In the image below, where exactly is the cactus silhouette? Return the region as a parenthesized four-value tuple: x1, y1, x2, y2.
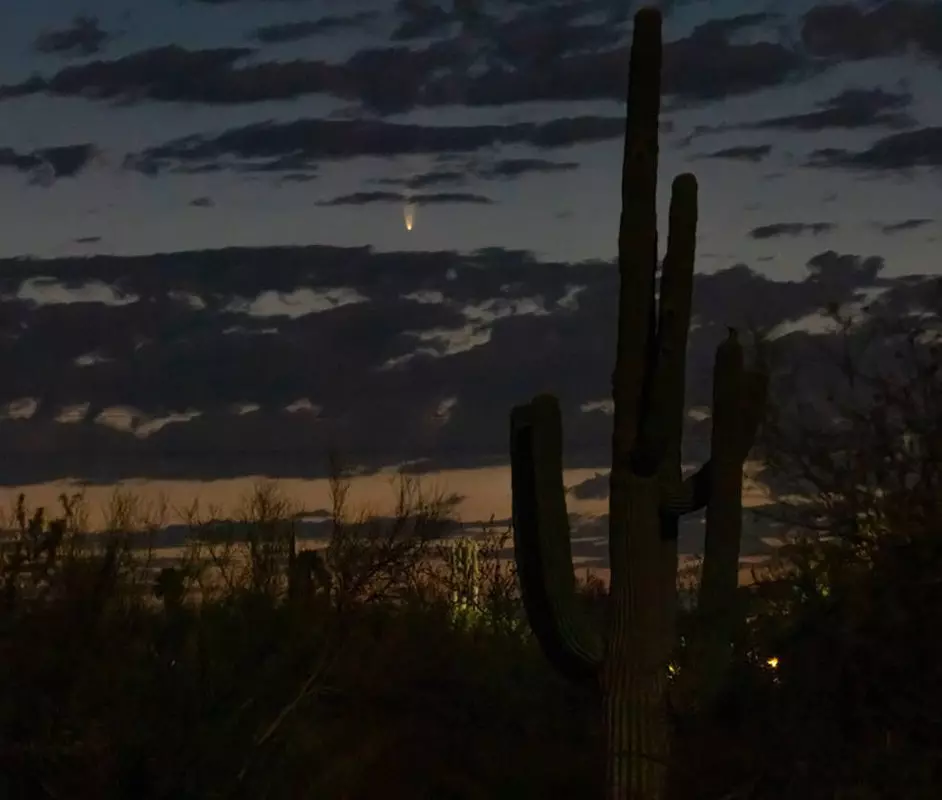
(155, 566, 186, 612)
(509, 8, 767, 799)
(287, 530, 332, 605)
(445, 536, 481, 626)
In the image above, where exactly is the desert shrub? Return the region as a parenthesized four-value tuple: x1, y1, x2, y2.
(0, 472, 605, 800)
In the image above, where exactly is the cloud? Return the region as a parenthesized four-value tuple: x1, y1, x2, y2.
(872, 218, 934, 234)
(683, 85, 916, 146)
(0, 143, 100, 185)
(1, 9, 808, 113)
(0, 38, 456, 110)
(688, 11, 776, 39)
(477, 157, 580, 178)
(33, 14, 113, 57)
(696, 144, 772, 162)
(74, 236, 102, 244)
(125, 116, 624, 176)
(0, 243, 935, 486)
(568, 471, 609, 500)
(801, 1, 942, 63)
(741, 87, 915, 132)
(804, 249, 885, 291)
(0, 45, 257, 104)
(806, 126, 942, 171)
(190, 196, 215, 207)
(377, 170, 467, 191)
(250, 12, 378, 43)
(660, 13, 804, 103)
(375, 157, 579, 190)
(437, 13, 804, 109)
(450, 1, 626, 62)
(749, 222, 836, 239)
(316, 191, 492, 206)
(393, 0, 452, 41)
(277, 172, 318, 184)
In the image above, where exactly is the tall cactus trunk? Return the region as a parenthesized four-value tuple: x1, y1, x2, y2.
(603, 477, 672, 799)
(509, 8, 768, 800)
(604, 10, 671, 794)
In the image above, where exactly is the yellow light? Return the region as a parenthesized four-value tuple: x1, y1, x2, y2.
(766, 656, 779, 669)
(404, 201, 416, 231)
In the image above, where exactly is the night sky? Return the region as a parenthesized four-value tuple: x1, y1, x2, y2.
(0, 0, 940, 554)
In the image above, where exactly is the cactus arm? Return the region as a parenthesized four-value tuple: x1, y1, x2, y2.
(511, 395, 605, 686)
(660, 463, 711, 520)
(639, 173, 698, 472)
(655, 357, 765, 525)
(684, 331, 769, 710)
(657, 339, 765, 527)
(627, 170, 699, 656)
(700, 331, 747, 613)
(643, 171, 699, 555)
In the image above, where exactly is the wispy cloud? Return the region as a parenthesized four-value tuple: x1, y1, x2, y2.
(33, 14, 114, 58)
(749, 222, 836, 239)
(0, 243, 933, 486)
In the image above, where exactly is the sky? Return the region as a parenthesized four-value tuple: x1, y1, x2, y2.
(0, 0, 940, 559)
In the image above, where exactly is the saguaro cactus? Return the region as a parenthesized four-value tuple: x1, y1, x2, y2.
(287, 530, 333, 605)
(445, 536, 481, 626)
(509, 8, 767, 800)
(154, 566, 186, 613)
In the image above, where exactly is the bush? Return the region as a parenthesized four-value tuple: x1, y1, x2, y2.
(0, 475, 603, 799)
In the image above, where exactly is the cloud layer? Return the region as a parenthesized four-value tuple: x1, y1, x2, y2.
(0, 0, 940, 501)
(0, 243, 937, 486)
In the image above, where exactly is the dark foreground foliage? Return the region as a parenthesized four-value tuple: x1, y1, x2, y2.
(0, 477, 938, 800)
(2, 297, 941, 799)
(0, 479, 605, 800)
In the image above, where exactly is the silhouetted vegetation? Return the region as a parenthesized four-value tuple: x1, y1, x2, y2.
(4, 1, 940, 798)
(0, 465, 606, 800)
(2, 300, 940, 799)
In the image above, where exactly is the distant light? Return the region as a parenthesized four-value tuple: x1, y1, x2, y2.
(404, 201, 416, 231)
(766, 656, 779, 669)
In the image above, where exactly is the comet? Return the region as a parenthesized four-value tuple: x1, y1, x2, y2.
(404, 200, 416, 231)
